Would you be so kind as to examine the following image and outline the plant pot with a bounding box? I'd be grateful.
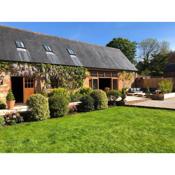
[151,94,164,100]
[7,100,15,109]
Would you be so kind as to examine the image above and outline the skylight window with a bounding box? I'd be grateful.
[15,41,25,49]
[43,44,53,52]
[67,48,76,55]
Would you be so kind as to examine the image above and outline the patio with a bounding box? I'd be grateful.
[128,97,175,110]
[0,104,28,116]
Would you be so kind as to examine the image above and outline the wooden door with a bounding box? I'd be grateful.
[23,78,34,103]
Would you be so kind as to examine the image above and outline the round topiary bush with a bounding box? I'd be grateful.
[77,95,94,112]
[79,87,92,95]
[48,88,70,101]
[49,94,69,118]
[27,94,50,121]
[90,90,108,110]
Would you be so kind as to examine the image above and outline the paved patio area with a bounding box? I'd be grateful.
[129,97,175,110]
[0,104,28,116]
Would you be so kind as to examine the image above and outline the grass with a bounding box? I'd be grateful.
[1,106,175,153]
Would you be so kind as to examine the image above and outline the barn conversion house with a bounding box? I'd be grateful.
[0,26,137,103]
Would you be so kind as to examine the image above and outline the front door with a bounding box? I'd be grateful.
[24,78,34,103]
[11,77,24,103]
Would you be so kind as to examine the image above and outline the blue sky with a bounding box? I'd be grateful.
[1,22,175,50]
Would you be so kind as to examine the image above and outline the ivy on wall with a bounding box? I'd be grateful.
[0,61,87,90]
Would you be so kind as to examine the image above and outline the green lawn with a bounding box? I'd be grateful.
[1,106,175,153]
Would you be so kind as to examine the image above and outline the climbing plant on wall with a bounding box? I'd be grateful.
[0,62,10,74]
[118,71,134,89]
[0,61,87,90]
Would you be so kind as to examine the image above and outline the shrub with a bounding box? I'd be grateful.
[48,88,70,101]
[0,116,5,126]
[6,89,15,101]
[79,87,92,95]
[158,80,173,94]
[49,94,69,117]
[70,92,82,102]
[106,90,120,101]
[27,94,50,121]
[106,90,120,106]
[77,95,94,112]
[3,112,24,125]
[0,100,6,109]
[120,88,127,101]
[90,90,108,110]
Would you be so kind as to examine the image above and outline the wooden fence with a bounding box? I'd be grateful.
[134,77,175,90]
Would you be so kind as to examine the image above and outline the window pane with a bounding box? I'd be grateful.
[89,79,92,88]
[105,72,111,77]
[112,72,118,77]
[98,72,104,77]
[113,79,118,90]
[43,44,53,52]
[93,79,98,89]
[91,71,97,77]
[15,41,25,48]
[67,48,76,55]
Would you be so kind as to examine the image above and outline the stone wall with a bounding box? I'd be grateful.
[0,73,11,102]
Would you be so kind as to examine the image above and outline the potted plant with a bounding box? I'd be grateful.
[6,89,15,109]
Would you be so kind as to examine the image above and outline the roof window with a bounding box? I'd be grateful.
[67,48,76,55]
[15,41,25,49]
[43,44,53,52]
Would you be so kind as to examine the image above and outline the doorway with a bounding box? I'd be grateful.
[11,77,24,103]
[99,78,111,90]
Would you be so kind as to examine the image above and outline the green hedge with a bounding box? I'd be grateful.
[27,94,50,121]
[78,95,94,112]
[48,88,70,100]
[49,94,69,117]
[90,90,108,110]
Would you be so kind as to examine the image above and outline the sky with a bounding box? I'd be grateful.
[1,22,175,51]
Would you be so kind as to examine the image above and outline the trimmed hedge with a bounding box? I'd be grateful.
[49,94,69,117]
[48,88,70,100]
[27,94,50,121]
[70,92,82,102]
[0,117,5,127]
[78,95,94,112]
[90,90,108,110]
[79,87,92,95]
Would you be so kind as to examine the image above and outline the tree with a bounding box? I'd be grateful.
[137,38,170,75]
[149,53,168,76]
[139,38,160,62]
[139,39,170,62]
[159,41,170,55]
[106,38,137,64]
[136,53,168,76]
